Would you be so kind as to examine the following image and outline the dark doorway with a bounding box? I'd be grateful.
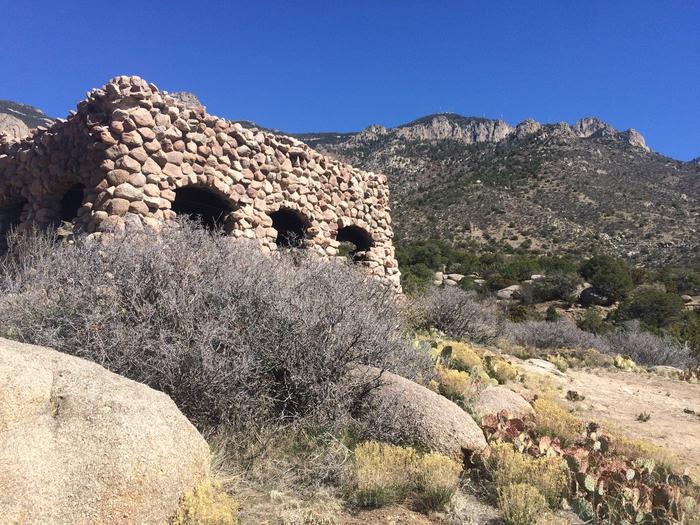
[60,183,86,222]
[271,208,309,248]
[0,199,26,253]
[172,186,235,230]
[337,225,374,261]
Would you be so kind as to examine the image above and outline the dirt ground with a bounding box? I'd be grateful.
[516,360,700,479]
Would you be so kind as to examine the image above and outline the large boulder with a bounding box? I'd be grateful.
[579,286,612,307]
[353,366,487,459]
[497,284,522,300]
[472,386,533,420]
[0,337,210,524]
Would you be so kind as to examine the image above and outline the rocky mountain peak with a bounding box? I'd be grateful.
[166,91,205,112]
[572,117,617,138]
[0,100,54,140]
[393,113,514,144]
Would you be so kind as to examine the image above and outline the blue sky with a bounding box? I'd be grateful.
[2,1,699,160]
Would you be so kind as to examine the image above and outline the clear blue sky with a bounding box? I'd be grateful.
[2,1,699,160]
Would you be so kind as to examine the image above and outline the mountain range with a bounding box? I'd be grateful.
[2,97,698,265]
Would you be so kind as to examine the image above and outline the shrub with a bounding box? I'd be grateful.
[414,453,463,511]
[607,322,693,368]
[545,305,559,322]
[487,442,567,509]
[436,366,476,402]
[616,286,685,329]
[169,481,239,525]
[484,355,519,384]
[576,306,612,335]
[497,483,549,525]
[506,320,609,353]
[439,340,483,372]
[532,399,581,446]
[351,441,417,507]
[411,287,503,344]
[579,255,633,301]
[0,225,429,431]
[521,272,581,304]
[349,442,461,511]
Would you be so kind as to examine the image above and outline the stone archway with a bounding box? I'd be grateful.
[270,208,310,248]
[172,186,236,231]
[337,225,374,261]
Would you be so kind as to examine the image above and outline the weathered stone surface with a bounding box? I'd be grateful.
[0,75,401,291]
[353,366,487,459]
[0,337,210,524]
[472,386,533,419]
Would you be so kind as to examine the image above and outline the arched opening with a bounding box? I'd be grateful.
[337,225,374,261]
[271,208,309,248]
[0,199,26,253]
[172,186,235,230]
[60,183,86,222]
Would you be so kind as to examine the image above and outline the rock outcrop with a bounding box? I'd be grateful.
[0,113,30,140]
[354,366,488,460]
[472,386,533,420]
[0,337,210,524]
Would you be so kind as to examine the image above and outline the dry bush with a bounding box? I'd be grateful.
[606,431,679,470]
[506,319,694,369]
[436,366,477,402]
[484,355,519,384]
[532,399,581,446]
[607,322,693,368]
[0,224,429,432]
[506,320,609,353]
[410,287,504,344]
[487,442,567,509]
[349,442,462,511]
[497,483,548,525]
[414,453,463,511]
[169,481,239,525]
[351,441,418,508]
[440,340,484,372]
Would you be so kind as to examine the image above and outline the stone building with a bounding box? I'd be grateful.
[0,76,401,290]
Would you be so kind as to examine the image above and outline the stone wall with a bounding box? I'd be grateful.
[0,76,401,290]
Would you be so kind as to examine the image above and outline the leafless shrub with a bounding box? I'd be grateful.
[505,320,610,353]
[410,287,504,343]
[506,319,693,368]
[607,321,693,368]
[0,222,429,431]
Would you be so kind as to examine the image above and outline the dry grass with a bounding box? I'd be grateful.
[349,441,462,511]
[497,483,548,525]
[486,442,567,509]
[606,430,679,470]
[352,442,418,508]
[436,366,477,402]
[484,355,519,384]
[169,481,240,525]
[532,398,581,446]
[414,453,463,511]
[439,340,484,372]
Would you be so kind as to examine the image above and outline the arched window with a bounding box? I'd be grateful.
[270,208,309,248]
[60,183,86,222]
[172,186,235,230]
[336,225,374,261]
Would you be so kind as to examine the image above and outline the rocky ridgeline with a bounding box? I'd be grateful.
[0,76,401,290]
[341,114,649,151]
[0,100,55,140]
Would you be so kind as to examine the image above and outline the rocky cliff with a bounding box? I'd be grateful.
[0,100,54,139]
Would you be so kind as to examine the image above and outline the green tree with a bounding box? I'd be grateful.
[579,255,633,301]
[616,286,685,330]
